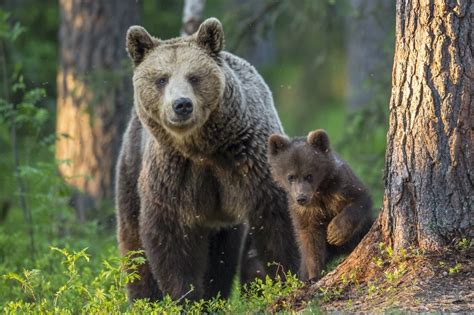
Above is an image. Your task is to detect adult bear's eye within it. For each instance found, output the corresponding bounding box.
[287,175,296,183]
[155,76,168,88]
[304,174,313,182]
[188,75,200,85]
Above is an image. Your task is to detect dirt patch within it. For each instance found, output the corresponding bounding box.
[271,249,473,313]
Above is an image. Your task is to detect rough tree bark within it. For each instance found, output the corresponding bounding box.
[56,0,138,220]
[321,0,472,286]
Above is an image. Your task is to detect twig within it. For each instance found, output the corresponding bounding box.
[176,286,195,303]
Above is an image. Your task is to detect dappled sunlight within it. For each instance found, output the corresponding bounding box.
[1,0,470,313]
[56,70,101,197]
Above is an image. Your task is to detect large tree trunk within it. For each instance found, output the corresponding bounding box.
[327,0,472,279]
[272,0,472,311]
[379,0,472,251]
[56,0,138,220]
[328,0,472,274]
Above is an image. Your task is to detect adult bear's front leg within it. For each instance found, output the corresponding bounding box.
[204,224,246,299]
[139,205,209,301]
[249,191,299,278]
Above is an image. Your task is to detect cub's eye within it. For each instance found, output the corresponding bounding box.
[287,175,296,183]
[155,77,168,88]
[304,174,313,182]
[188,75,200,85]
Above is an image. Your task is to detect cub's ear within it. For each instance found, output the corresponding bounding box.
[307,129,330,153]
[195,17,224,55]
[126,26,156,66]
[268,134,290,156]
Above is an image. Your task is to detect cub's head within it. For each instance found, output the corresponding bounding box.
[126,18,225,137]
[267,129,334,206]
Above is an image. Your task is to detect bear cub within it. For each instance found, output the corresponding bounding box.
[268,129,373,281]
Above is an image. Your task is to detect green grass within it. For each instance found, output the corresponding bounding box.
[1,240,304,313]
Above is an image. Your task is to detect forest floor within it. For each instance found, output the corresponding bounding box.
[271,248,473,313]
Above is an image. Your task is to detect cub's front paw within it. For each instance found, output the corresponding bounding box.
[327,216,353,246]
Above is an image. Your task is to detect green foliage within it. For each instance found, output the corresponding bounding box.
[0,10,25,41]
[456,238,473,251]
[1,246,306,313]
[384,262,407,283]
[448,263,461,275]
[439,260,463,276]
[0,75,48,129]
[237,271,303,312]
[372,242,424,273]
[1,0,58,108]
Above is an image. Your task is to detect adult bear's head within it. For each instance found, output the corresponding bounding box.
[126,18,225,137]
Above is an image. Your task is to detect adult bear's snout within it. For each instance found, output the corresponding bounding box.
[172,98,193,118]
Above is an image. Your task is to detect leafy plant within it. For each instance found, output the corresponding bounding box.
[2,246,307,313]
[456,238,473,251]
[448,263,461,275]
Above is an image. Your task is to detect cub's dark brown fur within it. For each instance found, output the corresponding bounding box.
[268,129,373,281]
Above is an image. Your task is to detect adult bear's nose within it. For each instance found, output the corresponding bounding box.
[296,195,308,205]
[172,98,193,117]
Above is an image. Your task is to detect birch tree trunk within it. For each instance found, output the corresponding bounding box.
[181,0,206,36]
[56,0,138,220]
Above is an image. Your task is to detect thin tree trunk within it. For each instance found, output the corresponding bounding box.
[1,40,35,258]
[346,0,394,110]
[232,0,276,67]
[181,0,206,36]
[56,0,138,220]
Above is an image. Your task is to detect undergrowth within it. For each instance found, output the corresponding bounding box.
[1,245,304,313]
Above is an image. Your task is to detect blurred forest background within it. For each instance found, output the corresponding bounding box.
[0,0,395,310]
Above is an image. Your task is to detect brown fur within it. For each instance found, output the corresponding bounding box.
[116,18,298,302]
[268,129,374,281]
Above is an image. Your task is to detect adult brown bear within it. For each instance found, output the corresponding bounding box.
[116,18,298,301]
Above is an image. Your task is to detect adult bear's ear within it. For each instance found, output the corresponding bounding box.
[268,134,290,155]
[126,26,156,66]
[195,17,224,55]
[307,129,330,153]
